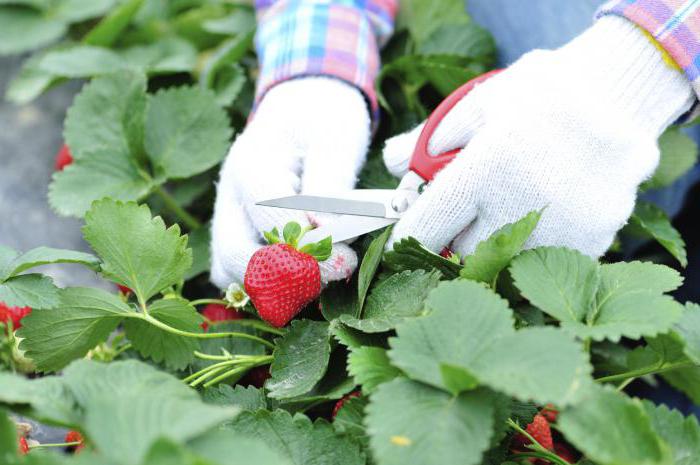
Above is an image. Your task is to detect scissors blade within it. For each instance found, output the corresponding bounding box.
[300,216,396,246]
[257,190,397,218]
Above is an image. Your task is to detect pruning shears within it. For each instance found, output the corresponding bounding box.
[257,70,502,246]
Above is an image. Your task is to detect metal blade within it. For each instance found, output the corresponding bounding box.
[300,216,397,246]
[257,193,393,218]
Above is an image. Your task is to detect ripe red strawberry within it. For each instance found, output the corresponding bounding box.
[512,413,554,452]
[554,442,576,463]
[439,247,453,259]
[65,431,85,452]
[244,223,331,328]
[116,284,132,296]
[54,144,73,171]
[541,404,558,423]
[239,365,271,388]
[18,436,29,454]
[0,302,32,331]
[332,391,361,418]
[200,303,244,330]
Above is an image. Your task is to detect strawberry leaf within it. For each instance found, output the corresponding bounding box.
[283,222,302,246]
[320,279,359,321]
[17,287,132,372]
[383,236,462,279]
[643,400,700,465]
[675,303,700,364]
[460,209,540,285]
[339,269,441,333]
[299,236,332,261]
[627,201,687,267]
[366,378,497,465]
[267,320,331,400]
[0,6,66,55]
[264,227,281,245]
[83,199,192,304]
[511,248,684,342]
[188,431,293,465]
[559,387,672,465]
[145,86,232,180]
[348,346,400,394]
[388,280,592,405]
[357,227,393,311]
[0,410,17,461]
[0,246,99,280]
[0,274,59,308]
[123,298,203,370]
[202,385,268,412]
[333,396,368,448]
[645,126,698,190]
[228,409,365,465]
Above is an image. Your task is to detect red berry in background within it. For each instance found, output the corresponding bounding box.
[65,431,85,452]
[244,244,321,328]
[554,442,576,463]
[439,247,454,259]
[0,302,32,331]
[511,413,554,452]
[18,436,29,454]
[332,391,361,418]
[54,144,73,171]
[541,404,558,423]
[239,365,271,388]
[116,284,132,296]
[200,303,244,330]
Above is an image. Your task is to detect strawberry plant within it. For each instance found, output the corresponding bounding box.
[1,1,700,465]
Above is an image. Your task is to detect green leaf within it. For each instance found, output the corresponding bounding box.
[0,274,59,308]
[17,287,132,372]
[49,148,153,217]
[389,280,591,405]
[366,378,495,465]
[267,320,331,399]
[460,210,541,285]
[398,0,471,43]
[646,126,698,190]
[202,385,267,411]
[333,396,368,447]
[675,303,700,364]
[559,387,672,465]
[0,373,78,426]
[283,222,302,245]
[193,321,266,373]
[35,45,128,77]
[83,199,192,303]
[184,226,210,280]
[330,320,386,349]
[512,248,684,342]
[123,298,202,370]
[510,247,599,324]
[49,0,116,22]
[628,201,687,267]
[348,346,400,394]
[661,366,700,405]
[299,236,332,262]
[189,430,293,465]
[145,86,232,179]
[340,270,441,333]
[0,246,99,280]
[0,6,66,55]
[358,226,392,311]
[419,23,495,62]
[82,0,146,47]
[643,400,700,465]
[86,395,237,465]
[229,409,365,465]
[120,37,197,74]
[64,70,147,160]
[141,439,195,465]
[202,8,256,35]
[0,409,18,462]
[320,279,359,321]
[384,237,462,279]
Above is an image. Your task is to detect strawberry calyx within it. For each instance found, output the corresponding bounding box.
[263,222,332,262]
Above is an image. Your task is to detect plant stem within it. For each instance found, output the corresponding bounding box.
[113,343,132,358]
[227,319,285,336]
[202,365,250,388]
[29,441,81,449]
[134,313,275,349]
[152,185,202,230]
[194,350,232,361]
[190,298,228,307]
[594,360,696,384]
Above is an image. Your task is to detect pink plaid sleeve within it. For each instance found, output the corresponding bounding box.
[598,0,700,98]
[253,0,398,121]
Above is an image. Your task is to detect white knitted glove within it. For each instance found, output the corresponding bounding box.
[383,16,694,258]
[211,77,371,289]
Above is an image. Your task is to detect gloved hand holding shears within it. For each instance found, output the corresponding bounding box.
[259,17,694,258]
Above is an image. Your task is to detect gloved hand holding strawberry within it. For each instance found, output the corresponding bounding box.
[383,16,694,258]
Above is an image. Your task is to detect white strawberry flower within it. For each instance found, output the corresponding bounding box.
[225,282,250,308]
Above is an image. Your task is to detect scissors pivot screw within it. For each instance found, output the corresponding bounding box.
[391,196,410,213]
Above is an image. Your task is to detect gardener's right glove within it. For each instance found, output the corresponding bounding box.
[382,15,696,258]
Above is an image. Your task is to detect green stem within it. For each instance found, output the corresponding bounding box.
[113,343,132,358]
[509,451,570,465]
[227,319,285,336]
[29,441,81,449]
[134,313,275,349]
[193,350,232,361]
[152,185,202,230]
[190,299,228,307]
[190,364,236,387]
[595,360,696,384]
[202,365,250,388]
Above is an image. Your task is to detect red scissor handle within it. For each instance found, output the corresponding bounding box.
[409,69,503,182]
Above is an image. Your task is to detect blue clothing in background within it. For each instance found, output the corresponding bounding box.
[466,0,700,415]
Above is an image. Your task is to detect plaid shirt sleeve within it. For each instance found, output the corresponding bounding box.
[254,0,398,120]
[598,0,700,99]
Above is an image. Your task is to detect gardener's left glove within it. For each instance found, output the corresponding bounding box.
[382,16,695,258]
[210,77,371,289]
